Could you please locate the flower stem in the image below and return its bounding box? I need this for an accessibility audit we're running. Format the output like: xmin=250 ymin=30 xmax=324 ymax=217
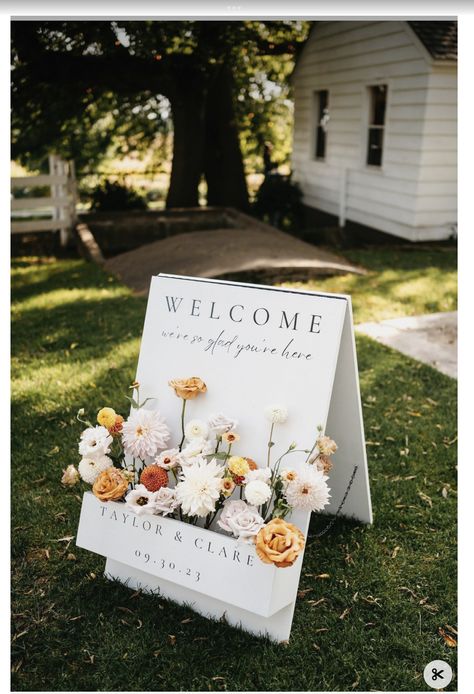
xmin=266 ymin=423 xmax=275 ymax=467
xmin=178 ymin=398 xmax=187 ymax=451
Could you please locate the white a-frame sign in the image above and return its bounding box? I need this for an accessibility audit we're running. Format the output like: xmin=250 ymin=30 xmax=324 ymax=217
xmin=77 ymin=274 xmax=372 ymax=642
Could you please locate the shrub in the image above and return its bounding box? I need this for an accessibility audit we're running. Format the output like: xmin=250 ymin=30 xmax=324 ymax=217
xmin=90 ymin=181 xmax=147 ymax=212
xmin=253 ymin=174 xmax=303 ymax=231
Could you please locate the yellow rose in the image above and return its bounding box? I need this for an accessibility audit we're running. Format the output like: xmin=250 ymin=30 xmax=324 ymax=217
xmin=97 ymin=407 xmax=117 ymax=429
xmin=92 ymin=468 xmax=128 ymax=502
xmin=255 ymin=518 xmax=305 ymax=568
xmin=228 ymin=456 xmax=250 ymax=477
xmin=168 ymin=377 xmax=207 ymax=400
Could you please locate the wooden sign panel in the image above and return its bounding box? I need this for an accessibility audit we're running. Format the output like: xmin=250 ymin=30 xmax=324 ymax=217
xmin=77 ymin=274 xmax=372 ymax=642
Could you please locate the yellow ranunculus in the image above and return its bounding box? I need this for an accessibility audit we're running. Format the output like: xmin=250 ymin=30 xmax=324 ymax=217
xmin=97 ymin=407 xmax=117 ymax=429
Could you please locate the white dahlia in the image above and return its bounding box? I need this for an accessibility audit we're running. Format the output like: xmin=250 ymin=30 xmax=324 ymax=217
xmin=78 ymin=426 xmax=113 ymax=458
xmin=176 ymin=458 xmax=225 ymax=517
xmin=122 ymin=408 xmax=170 ymax=460
xmin=283 ymin=466 xmax=331 ymax=512
xmin=78 ymin=454 xmax=113 ymax=484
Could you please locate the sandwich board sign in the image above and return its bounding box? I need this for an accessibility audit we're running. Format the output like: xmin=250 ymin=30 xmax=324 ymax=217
xmin=77 ymin=273 xmax=372 ymax=642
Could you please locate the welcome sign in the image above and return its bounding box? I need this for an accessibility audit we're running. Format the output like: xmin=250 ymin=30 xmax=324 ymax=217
xmin=77 ymin=274 xmax=372 ymax=641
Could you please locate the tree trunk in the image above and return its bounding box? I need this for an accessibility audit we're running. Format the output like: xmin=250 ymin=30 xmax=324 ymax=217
xmin=166 ymin=85 xmax=207 ymax=209
xmin=204 ymin=65 xmax=248 ymax=210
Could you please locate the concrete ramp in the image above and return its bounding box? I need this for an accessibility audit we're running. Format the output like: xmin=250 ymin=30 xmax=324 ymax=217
xmin=104 ymin=224 xmax=364 ymax=296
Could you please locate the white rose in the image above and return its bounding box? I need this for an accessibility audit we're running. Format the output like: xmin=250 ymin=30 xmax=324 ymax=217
xmin=154 ymin=487 xmax=179 ymax=516
xmin=244 ymin=480 xmax=271 ymax=506
xmin=226 ymin=507 xmax=264 ymax=543
xmin=217 ymin=499 xmax=248 ymax=533
xmin=208 ymin=413 xmax=239 ymax=436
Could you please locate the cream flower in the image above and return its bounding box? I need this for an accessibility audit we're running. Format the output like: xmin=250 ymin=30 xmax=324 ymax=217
xmin=244 ymin=467 xmax=272 ymax=484
xmin=185 ymin=419 xmax=209 ymax=441
xmin=220 ymin=477 xmax=236 ymax=497
xmin=244 ymin=479 xmax=271 ymax=506
xmin=317 ymin=435 xmax=338 ymax=456
xmin=125 ymin=485 xmax=158 ymax=515
xmin=208 ymin=413 xmax=239 ymax=437
xmin=78 ymin=454 xmax=113 ymax=485
xmin=155 ymin=448 xmax=181 ymax=470
xmin=179 ymin=438 xmax=216 ymax=465
xmin=154 ymin=487 xmax=180 ymax=516
xmin=264 ymin=404 xmax=288 ymax=424
xmin=217 ymin=499 xmax=264 ymax=542
xmin=78 ymin=426 xmax=113 ymax=458
xmin=280 ymin=468 xmax=298 ymax=489
xmin=176 ymin=458 xmax=225 ymax=517
xmin=61 ymin=464 xmax=80 ymax=486
xmin=284 ymin=466 xmax=331 ymax=512
xmin=122 ymin=408 xmax=170 ymax=460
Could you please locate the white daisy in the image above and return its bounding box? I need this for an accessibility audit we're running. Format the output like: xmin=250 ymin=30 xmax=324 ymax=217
xmin=264 ymin=404 xmax=288 ymax=424
xmin=155 ymin=448 xmax=181 ymax=470
xmin=175 ymin=458 xmax=224 ymax=517
xmin=284 ymin=466 xmax=331 ymax=512
xmin=122 ymin=408 xmax=170 ymax=460
xmin=125 ymin=484 xmax=157 ymax=515
xmin=207 ymin=413 xmax=239 ymax=437
xmin=185 ymin=419 xmax=209 ymax=441
xmin=78 ymin=426 xmax=113 ymax=458
xmin=78 ymin=454 xmax=113 ymax=485
xmin=244 ymin=480 xmax=271 ymax=506
xmin=153 ymin=487 xmax=180 ymax=516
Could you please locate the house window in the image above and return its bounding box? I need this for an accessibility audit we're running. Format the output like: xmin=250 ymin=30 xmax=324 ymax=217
xmin=366 ymin=85 xmax=387 ymax=167
xmin=314 ymin=90 xmax=329 ymax=160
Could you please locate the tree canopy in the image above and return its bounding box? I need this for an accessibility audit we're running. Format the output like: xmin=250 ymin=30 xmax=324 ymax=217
xmin=11 ymin=20 xmax=310 ymax=209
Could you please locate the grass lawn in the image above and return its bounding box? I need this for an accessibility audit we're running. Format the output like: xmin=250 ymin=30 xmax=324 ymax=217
xmin=11 ymin=248 xmax=457 ymax=692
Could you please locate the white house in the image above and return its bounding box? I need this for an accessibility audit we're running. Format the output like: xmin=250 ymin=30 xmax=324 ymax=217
xmin=291 ymin=21 xmax=457 ymax=242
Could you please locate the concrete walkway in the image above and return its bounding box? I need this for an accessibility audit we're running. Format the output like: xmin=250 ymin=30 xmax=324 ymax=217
xmin=356 ymin=311 xmax=457 ymax=378
xmin=104 ymin=225 xmax=365 ymax=296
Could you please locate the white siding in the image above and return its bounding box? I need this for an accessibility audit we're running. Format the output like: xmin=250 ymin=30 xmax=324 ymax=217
xmin=291 ymin=20 xmax=457 ymax=241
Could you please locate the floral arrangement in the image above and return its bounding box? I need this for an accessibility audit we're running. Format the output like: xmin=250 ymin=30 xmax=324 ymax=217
xmin=62 ymin=378 xmax=338 ymax=569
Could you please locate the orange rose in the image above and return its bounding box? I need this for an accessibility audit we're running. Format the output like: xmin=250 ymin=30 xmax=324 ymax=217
xmin=255 ymin=518 xmax=305 ymax=568
xmin=168 ymin=377 xmax=207 ymax=400
xmin=92 ymin=467 xmax=128 ymax=502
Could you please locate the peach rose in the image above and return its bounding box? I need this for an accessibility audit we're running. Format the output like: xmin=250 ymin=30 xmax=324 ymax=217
xmin=92 ymin=467 xmax=128 ymax=501
xmin=255 ymin=518 xmax=305 ymax=568
xmin=168 ymin=377 xmax=207 ymax=400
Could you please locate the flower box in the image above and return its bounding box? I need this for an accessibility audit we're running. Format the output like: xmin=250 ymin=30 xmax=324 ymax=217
xmin=76 ymin=491 xmax=305 ymax=619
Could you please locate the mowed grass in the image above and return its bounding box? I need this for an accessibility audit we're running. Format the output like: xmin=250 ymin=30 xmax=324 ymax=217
xmin=11 ymin=249 xmax=457 ymax=692
xmin=282 ymin=245 xmax=457 ymax=323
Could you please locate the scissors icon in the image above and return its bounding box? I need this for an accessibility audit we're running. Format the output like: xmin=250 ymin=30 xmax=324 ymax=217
xmin=432 ymin=667 xmax=444 ymax=681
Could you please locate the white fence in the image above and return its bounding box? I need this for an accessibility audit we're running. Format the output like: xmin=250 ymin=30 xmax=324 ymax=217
xmin=11 ymin=155 xmax=78 ymax=246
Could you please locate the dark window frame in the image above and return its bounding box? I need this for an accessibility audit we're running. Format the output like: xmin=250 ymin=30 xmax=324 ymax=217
xmin=314 ymin=90 xmax=329 ymax=161
xmin=366 ymin=84 xmax=388 ymax=168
